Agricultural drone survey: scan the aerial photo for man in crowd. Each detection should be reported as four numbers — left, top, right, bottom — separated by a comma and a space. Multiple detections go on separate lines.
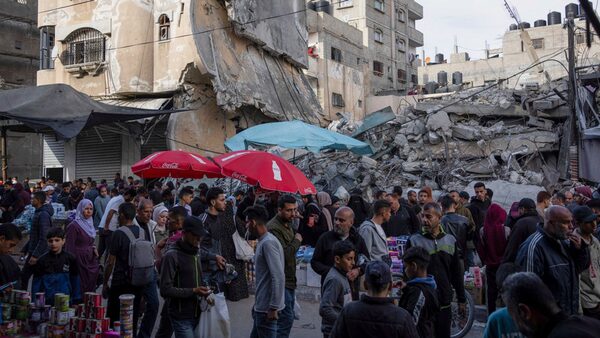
43, 185, 56, 204
374, 190, 387, 201
536, 191, 552, 221
572, 206, 600, 321
587, 199, 600, 220
93, 185, 111, 228
98, 188, 136, 260
267, 195, 302, 338
502, 272, 600, 338
440, 195, 470, 268
132, 199, 159, 338
359, 200, 392, 264
191, 183, 209, 217
22, 191, 53, 289
0, 223, 23, 288
312, 207, 369, 300
330, 261, 418, 338
245, 205, 285, 338
160, 216, 211, 337
199, 187, 227, 289
84, 181, 99, 202
407, 202, 466, 338
564, 190, 574, 206
383, 188, 420, 236
468, 182, 490, 240
449, 190, 476, 268
516, 206, 590, 315
551, 192, 566, 207
503, 198, 542, 263
175, 187, 194, 216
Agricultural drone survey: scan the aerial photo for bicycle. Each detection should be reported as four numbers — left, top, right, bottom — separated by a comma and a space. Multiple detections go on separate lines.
451, 291, 475, 338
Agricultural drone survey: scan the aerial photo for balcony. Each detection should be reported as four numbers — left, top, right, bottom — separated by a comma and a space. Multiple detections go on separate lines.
408, 26, 423, 47
407, 0, 423, 20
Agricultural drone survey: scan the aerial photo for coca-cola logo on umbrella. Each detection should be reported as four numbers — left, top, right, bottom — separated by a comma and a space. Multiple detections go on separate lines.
161, 163, 179, 169
231, 172, 248, 182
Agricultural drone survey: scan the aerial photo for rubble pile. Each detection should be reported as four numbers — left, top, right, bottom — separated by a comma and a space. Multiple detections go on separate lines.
299, 80, 571, 196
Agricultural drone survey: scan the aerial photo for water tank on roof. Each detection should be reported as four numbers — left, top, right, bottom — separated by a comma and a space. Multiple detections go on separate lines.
315, 0, 331, 15
307, 1, 317, 10
452, 72, 463, 85
534, 19, 547, 27
509, 24, 518, 31
565, 3, 579, 19
437, 71, 448, 86
548, 11, 562, 25
518, 22, 531, 29
435, 53, 444, 64
425, 82, 438, 94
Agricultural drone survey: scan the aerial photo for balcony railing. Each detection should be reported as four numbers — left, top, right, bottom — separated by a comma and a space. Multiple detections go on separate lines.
407, 0, 423, 20
408, 26, 423, 47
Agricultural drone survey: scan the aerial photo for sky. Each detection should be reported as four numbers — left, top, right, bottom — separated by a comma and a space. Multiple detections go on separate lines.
416, 0, 596, 60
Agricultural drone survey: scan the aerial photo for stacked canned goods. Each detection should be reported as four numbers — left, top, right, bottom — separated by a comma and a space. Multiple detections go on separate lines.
64, 292, 110, 337
118, 294, 135, 338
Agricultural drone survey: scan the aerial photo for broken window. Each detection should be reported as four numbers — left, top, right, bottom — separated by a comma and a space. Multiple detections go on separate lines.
374, 0, 385, 12
531, 38, 544, 50
61, 28, 105, 66
332, 93, 345, 107
398, 69, 407, 82
331, 47, 342, 62
373, 61, 384, 76
374, 29, 384, 43
40, 26, 55, 70
159, 14, 170, 41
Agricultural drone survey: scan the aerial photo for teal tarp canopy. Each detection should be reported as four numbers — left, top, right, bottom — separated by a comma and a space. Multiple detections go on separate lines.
224, 120, 372, 155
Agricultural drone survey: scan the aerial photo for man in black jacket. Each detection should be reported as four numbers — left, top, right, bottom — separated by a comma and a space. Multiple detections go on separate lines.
467, 182, 491, 243
0, 223, 22, 290
407, 202, 466, 338
22, 191, 54, 290
440, 195, 469, 268
502, 198, 542, 263
330, 261, 418, 338
516, 206, 590, 315
311, 207, 369, 300
160, 216, 212, 337
383, 189, 420, 236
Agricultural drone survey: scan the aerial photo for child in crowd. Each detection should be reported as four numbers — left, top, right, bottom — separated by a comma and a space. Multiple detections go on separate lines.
0, 223, 23, 291
32, 227, 81, 305
398, 246, 440, 338
319, 241, 355, 338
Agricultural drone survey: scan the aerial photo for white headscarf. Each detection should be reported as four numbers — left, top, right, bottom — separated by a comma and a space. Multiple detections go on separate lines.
76, 199, 96, 238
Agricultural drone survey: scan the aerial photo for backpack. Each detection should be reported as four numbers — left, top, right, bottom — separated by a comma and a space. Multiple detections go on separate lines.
118, 225, 156, 286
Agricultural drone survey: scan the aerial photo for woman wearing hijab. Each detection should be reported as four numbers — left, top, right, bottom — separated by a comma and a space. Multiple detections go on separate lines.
476, 203, 510, 315
65, 199, 99, 293
152, 206, 169, 244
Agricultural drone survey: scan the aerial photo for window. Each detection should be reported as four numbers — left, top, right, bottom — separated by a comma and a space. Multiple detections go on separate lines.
332, 93, 345, 107
338, 0, 353, 8
61, 28, 105, 66
356, 57, 361, 65
331, 47, 342, 62
40, 26, 55, 69
396, 38, 405, 51
373, 61, 383, 76
398, 69, 407, 82
411, 74, 418, 84
531, 38, 544, 49
374, 29, 383, 43
159, 14, 170, 41
14, 40, 22, 50
398, 9, 405, 22
374, 0, 384, 12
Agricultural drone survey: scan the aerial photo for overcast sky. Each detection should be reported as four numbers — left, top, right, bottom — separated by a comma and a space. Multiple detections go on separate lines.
416, 0, 595, 60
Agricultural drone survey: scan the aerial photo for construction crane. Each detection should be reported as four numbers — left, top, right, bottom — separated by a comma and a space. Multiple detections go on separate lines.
504, 0, 552, 83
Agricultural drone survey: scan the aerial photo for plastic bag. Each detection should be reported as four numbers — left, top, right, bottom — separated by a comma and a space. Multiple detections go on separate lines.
196, 293, 231, 338
232, 231, 254, 261
294, 295, 301, 320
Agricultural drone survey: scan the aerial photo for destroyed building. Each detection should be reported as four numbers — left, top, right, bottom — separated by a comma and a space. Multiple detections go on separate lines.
36, 0, 323, 182
299, 79, 572, 200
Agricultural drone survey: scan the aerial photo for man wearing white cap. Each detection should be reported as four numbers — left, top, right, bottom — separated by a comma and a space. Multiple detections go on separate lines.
42, 185, 56, 204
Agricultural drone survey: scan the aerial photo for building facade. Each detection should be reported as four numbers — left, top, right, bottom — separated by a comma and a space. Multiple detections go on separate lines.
37, 0, 322, 182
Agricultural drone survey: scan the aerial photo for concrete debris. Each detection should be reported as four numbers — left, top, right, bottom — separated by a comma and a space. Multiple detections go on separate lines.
297, 80, 569, 197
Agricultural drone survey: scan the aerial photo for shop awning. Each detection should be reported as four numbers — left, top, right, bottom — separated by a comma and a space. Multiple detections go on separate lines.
0, 84, 186, 139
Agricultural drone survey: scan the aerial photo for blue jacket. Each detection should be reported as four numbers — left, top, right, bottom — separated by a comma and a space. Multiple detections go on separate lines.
32, 250, 81, 305
516, 227, 590, 315
29, 203, 54, 258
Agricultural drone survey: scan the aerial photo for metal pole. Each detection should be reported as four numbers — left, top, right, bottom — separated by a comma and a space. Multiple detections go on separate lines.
568, 18, 576, 143
1, 127, 7, 182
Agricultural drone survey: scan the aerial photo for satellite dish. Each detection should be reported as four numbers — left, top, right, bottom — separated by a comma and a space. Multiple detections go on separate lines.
425, 56, 431, 64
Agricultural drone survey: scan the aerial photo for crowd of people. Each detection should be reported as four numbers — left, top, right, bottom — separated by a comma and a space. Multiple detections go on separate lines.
1, 173, 600, 337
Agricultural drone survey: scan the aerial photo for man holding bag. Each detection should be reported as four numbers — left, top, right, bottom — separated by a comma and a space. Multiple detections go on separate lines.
160, 216, 212, 338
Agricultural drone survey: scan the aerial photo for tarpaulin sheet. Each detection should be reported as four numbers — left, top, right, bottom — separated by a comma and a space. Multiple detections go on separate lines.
0, 84, 183, 139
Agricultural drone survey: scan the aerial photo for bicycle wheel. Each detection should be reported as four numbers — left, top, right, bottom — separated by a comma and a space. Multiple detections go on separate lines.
450, 291, 475, 338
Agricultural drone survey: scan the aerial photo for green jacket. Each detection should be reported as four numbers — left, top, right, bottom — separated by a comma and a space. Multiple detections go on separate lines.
268, 215, 301, 290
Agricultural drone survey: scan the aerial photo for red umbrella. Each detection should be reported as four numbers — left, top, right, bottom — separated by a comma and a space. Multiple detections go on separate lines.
131, 150, 222, 179
213, 150, 316, 195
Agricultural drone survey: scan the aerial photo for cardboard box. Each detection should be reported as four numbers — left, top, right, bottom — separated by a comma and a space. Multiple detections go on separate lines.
306, 264, 322, 288
296, 263, 307, 286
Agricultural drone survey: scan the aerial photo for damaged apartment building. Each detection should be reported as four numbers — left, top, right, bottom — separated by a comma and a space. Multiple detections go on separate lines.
37, 0, 323, 182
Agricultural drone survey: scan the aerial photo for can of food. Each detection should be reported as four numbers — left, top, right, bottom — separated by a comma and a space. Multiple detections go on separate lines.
68, 307, 76, 318
54, 293, 70, 312
30, 307, 42, 322
84, 292, 102, 308
14, 290, 30, 306
75, 304, 85, 318
74, 317, 85, 332
43, 304, 51, 321
92, 306, 105, 319
48, 307, 56, 324
15, 305, 28, 320
35, 292, 46, 307
113, 320, 121, 333
56, 310, 70, 325
37, 322, 48, 337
